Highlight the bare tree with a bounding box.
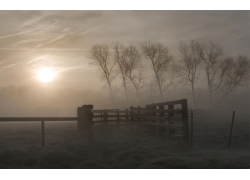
[123,46,144,102]
[87,44,116,103]
[215,55,250,105]
[200,41,224,107]
[200,41,250,107]
[176,40,204,108]
[141,42,174,101]
[113,43,130,102]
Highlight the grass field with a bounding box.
[0,116,249,169]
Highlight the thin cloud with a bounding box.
[0,48,89,51]
[27,56,47,64]
[0,30,31,40]
[3,64,16,69]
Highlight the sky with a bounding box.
[0,10,249,90]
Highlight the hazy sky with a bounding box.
[0,10,249,89]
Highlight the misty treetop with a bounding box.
[87,40,249,109]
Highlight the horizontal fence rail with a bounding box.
[129,99,189,143]
[0,117,78,122]
[0,99,190,147]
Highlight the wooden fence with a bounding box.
[84,99,189,144]
[130,99,189,143]
[0,99,190,147]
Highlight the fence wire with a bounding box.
[0,111,249,149]
[0,121,77,148]
[189,110,249,149]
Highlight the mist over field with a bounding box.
[0,84,248,117]
[0,10,249,169]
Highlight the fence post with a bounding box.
[145,105,149,123]
[130,106,134,124]
[104,109,108,125]
[181,99,189,144]
[228,111,236,149]
[151,104,156,130]
[41,120,45,148]
[138,106,141,124]
[117,109,120,133]
[129,106,134,130]
[159,105,165,132]
[168,104,175,134]
[77,105,94,144]
[125,109,129,124]
[190,110,193,147]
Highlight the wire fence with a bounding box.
[0,121,78,148]
[0,109,249,149]
[189,109,249,149]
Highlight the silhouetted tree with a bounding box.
[88,44,116,103]
[142,42,174,101]
[215,55,250,105]
[176,40,204,108]
[123,46,144,102]
[200,41,250,107]
[200,41,224,107]
[113,43,130,102]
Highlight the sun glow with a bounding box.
[37,68,56,83]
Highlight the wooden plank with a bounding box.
[91,109,118,113]
[103,110,108,124]
[146,99,183,107]
[117,111,120,125]
[93,114,129,118]
[113,110,129,113]
[159,105,165,132]
[146,116,183,121]
[146,109,182,114]
[138,106,141,122]
[93,119,128,123]
[181,99,189,143]
[128,113,146,116]
[0,117,78,122]
[125,109,129,124]
[144,122,183,129]
[130,106,134,123]
[168,104,175,134]
[127,107,146,111]
[92,115,103,118]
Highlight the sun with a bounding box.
[37,68,56,83]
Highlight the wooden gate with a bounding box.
[129,99,189,143]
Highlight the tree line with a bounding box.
[87,40,249,109]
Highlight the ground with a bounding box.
[0,117,249,169]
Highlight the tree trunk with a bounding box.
[191,81,196,109]
[107,81,114,104]
[122,76,128,102]
[136,88,142,103]
[155,73,163,101]
[206,70,214,108]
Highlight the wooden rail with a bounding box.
[0,99,190,147]
[0,117,78,122]
[91,109,130,124]
[130,99,189,144]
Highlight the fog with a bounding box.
[0,10,249,169]
[0,11,248,117]
[0,83,248,117]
